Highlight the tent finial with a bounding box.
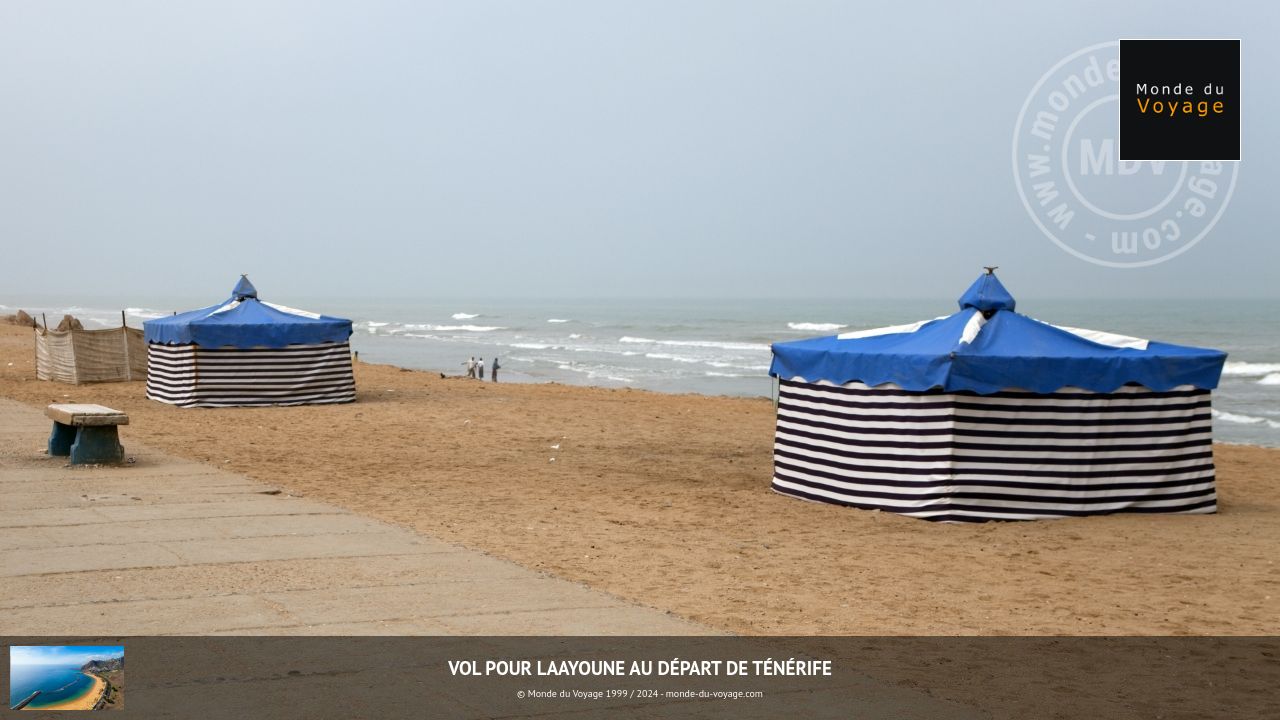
[983,265,999,275]
[232,275,258,300]
[959,271,1015,313]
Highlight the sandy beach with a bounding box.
[1,321,1277,636]
[34,673,105,711]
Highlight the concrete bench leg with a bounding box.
[69,426,125,465]
[48,421,77,457]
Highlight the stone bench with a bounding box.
[46,403,128,464]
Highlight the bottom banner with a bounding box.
[3,636,1277,718]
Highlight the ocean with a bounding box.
[4,296,1278,448]
[8,664,94,709]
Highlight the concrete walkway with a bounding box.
[0,399,993,718]
[0,399,707,635]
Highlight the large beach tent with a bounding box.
[34,318,146,384]
[768,270,1227,522]
[143,276,356,407]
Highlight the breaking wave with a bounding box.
[1222,361,1280,377]
[432,324,503,332]
[123,307,168,319]
[1211,409,1280,429]
[619,336,770,352]
[787,322,846,332]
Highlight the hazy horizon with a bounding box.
[2,1,1276,300]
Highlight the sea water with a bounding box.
[4,296,1278,447]
[9,663,93,709]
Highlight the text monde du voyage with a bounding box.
[1135,83,1228,118]
[447,658,833,677]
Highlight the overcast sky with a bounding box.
[1,1,1274,301]
[10,645,123,667]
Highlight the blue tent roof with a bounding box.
[770,272,1226,394]
[958,271,1015,312]
[144,277,353,348]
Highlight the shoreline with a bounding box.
[4,312,1277,449]
[367,356,1280,451]
[1,321,1278,635]
[32,673,105,711]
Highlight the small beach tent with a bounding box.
[768,271,1227,522]
[143,276,355,407]
[34,320,146,384]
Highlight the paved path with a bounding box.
[0,398,989,718]
[0,399,708,635]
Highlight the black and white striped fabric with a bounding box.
[773,378,1216,522]
[146,342,356,408]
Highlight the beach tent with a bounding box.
[768,271,1227,522]
[34,320,146,384]
[143,276,355,407]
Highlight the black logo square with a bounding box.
[1119,39,1240,161]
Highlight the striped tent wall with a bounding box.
[146,342,356,408]
[772,378,1216,522]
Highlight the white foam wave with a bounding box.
[434,324,504,332]
[646,352,701,364]
[547,318,570,323]
[568,333,582,339]
[1258,373,1280,386]
[788,322,847,332]
[510,343,553,350]
[619,336,769,352]
[123,307,168,319]
[1222,361,1280,377]
[706,361,770,371]
[555,362,634,384]
[451,313,479,320]
[1212,409,1280,429]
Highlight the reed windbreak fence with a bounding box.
[35,324,147,384]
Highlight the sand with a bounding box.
[36,673,105,711]
[1,322,1277,636]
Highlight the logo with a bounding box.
[1119,39,1240,161]
[1012,41,1238,268]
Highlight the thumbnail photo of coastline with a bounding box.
[9,646,124,711]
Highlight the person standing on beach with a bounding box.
[463,356,475,378]
[491,356,500,383]
[477,357,485,380]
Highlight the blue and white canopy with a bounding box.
[144,276,353,348]
[770,272,1227,394]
